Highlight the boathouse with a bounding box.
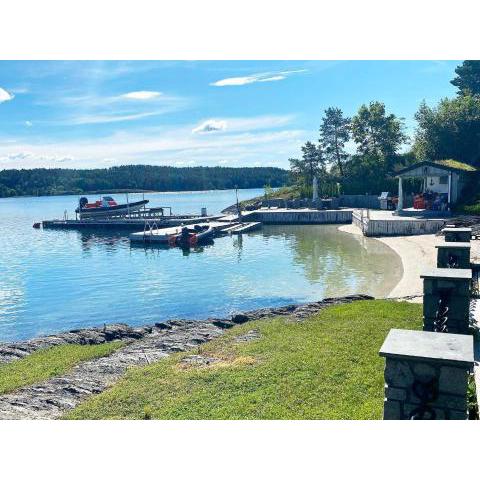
[395,159,476,214]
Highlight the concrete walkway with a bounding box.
[340,223,480,301]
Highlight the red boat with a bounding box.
[75,196,149,218]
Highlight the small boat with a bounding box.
[129,223,216,246]
[75,196,149,218]
[168,225,215,248]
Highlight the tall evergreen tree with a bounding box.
[451,60,480,96]
[319,107,350,175]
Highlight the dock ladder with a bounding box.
[143,221,158,243]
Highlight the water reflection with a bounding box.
[79,232,127,253]
[130,241,215,257]
[259,225,402,297]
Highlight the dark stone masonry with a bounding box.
[0,294,372,419]
[380,329,474,420]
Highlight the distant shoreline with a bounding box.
[0,165,288,199]
[0,186,266,200]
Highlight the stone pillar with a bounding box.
[312,176,318,201]
[421,268,472,334]
[442,227,472,243]
[397,177,403,212]
[436,243,471,269]
[379,329,474,420]
[448,172,452,206]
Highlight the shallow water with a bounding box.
[0,190,402,341]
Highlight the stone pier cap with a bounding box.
[442,227,472,242]
[435,242,471,250]
[420,268,472,281]
[442,228,472,234]
[379,329,474,368]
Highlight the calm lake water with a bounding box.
[0,189,402,341]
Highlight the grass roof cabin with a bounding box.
[395,159,477,212]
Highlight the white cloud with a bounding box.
[0,87,14,103]
[0,124,307,170]
[191,115,293,135]
[257,75,286,82]
[25,121,33,127]
[192,119,227,134]
[0,151,74,166]
[210,69,308,87]
[69,110,168,125]
[121,91,162,100]
[39,91,189,126]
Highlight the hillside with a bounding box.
[0,165,289,198]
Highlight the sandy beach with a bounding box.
[339,224,480,301]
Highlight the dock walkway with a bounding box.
[129,221,261,243]
[43,215,223,231]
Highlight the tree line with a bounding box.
[0,165,289,198]
[289,60,480,199]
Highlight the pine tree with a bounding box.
[289,141,324,192]
[451,60,480,96]
[319,107,350,176]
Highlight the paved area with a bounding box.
[340,224,480,302]
[365,209,449,222]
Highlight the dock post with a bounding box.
[436,243,471,269]
[379,329,474,419]
[442,227,472,243]
[421,268,472,334]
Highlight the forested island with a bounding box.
[0,165,289,197]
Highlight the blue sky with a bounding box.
[0,60,460,170]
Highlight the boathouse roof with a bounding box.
[395,159,477,177]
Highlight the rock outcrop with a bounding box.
[0,294,373,419]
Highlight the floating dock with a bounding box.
[129,221,262,243]
[220,222,262,234]
[42,215,223,231]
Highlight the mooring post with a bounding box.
[379,329,474,420]
[421,268,472,334]
[442,227,472,243]
[436,242,471,269]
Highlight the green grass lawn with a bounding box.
[66,300,422,420]
[0,342,123,395]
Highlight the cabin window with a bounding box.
[439,176,448,185]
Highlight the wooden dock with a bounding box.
[42,215,223,231]
[220,222,262,234]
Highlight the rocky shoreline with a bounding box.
[0,294,372,419]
